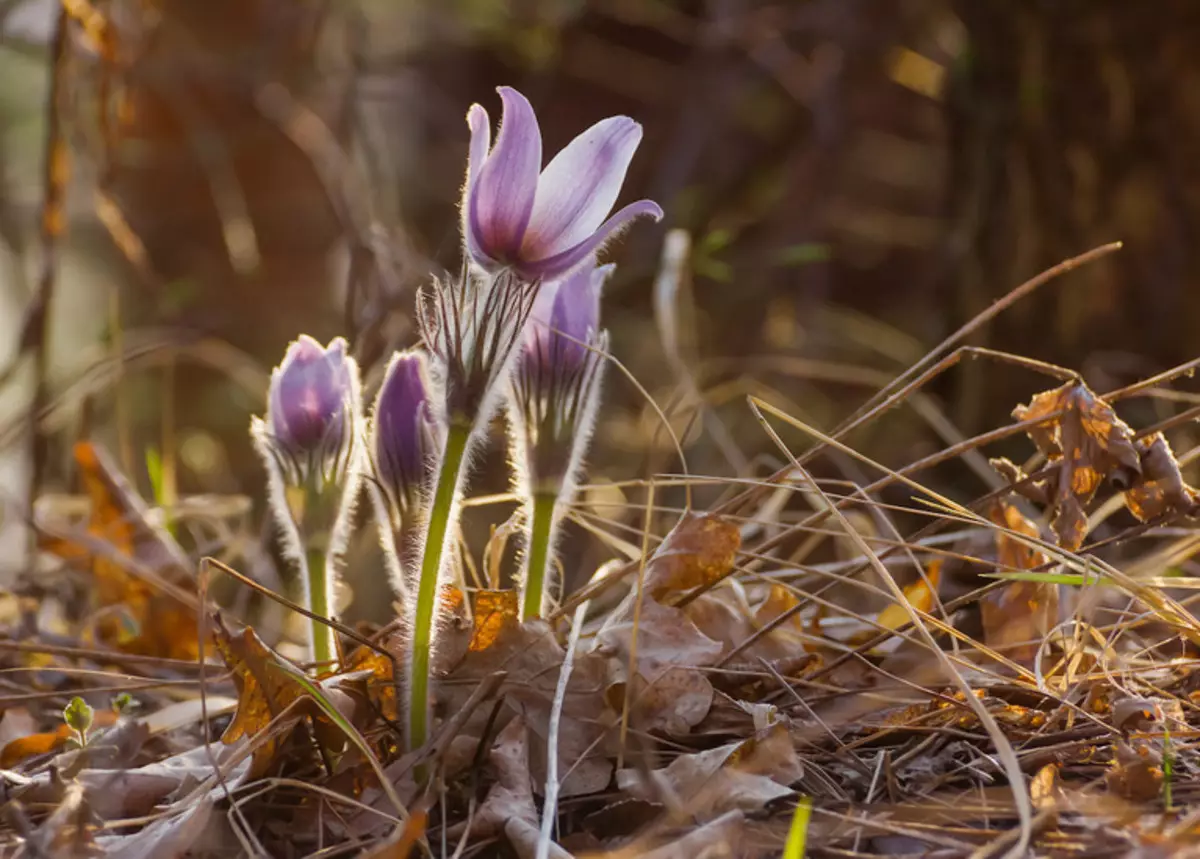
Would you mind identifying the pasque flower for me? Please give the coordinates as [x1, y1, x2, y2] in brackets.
[368, 350, 441, 602]
[259, 335, 359, 487]
[508, 261, 612, 619]
[511, 261, 611, 492]
[463, 87, 663, 281]
[370, 351, 440, 522]
[251, 335, 364, 668]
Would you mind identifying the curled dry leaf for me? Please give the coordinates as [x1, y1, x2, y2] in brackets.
[644, 512, 742, 603]
[1106, 739, 1163, 803]
[616, 721, 801, 821]
[1005, 381, 1140, 549]
[213, 613, 348, 777]
[1125, 432, 1200, 522]
[597, 598, 722, 735]
[37, 442, 200, 659]
[980, 501, 1057, 665]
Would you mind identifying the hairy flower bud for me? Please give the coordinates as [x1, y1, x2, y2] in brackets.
[257, 335, 361, 488]
[370, 350, 439, 522]
[510, 261, 612, 496]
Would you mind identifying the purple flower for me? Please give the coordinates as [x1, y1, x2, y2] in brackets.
[463, 87, 663, 281]
[525, 262, 612, 374]
[261, 335, 360, 484]
[370, 351, 439, 516]
[510, 261, 612, 496]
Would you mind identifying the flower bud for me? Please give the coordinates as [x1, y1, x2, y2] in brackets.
[370, 350, 439, 519]
[260, 335, 360, 486]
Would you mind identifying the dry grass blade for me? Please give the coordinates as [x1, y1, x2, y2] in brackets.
[748, 395, 1034, 858]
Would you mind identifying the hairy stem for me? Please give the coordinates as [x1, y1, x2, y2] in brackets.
[306, 546, 335, 669]
[408, 422, 471, 752]
[521, 492, 558, 621]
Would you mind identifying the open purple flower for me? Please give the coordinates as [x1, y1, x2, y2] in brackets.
[370, 351, 439, 519]
[261, 335, 360, 485]
[463, 87, 663, 282]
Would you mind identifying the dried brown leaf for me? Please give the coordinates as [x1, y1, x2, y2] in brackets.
[1010, 381, 1141, 549]
[471, 589, 519, 652]
[616, 721, 800, 820]
[597, 598, 722, 734]
[980, 501, 1057, 664]
[644, 512, 741, 602]
[474, 717, 572, 859]
[37, 442, 199, 659]
[1125, 432, 1200, 521]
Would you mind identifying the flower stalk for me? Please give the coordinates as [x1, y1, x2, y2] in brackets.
[251, 336, 362, 670]
[521, 492, 559, 620]
[407, 419, 470, 751]
[509, 262, 612, 620]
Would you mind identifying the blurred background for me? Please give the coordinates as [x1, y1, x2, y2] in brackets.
[1, 0, 1197, 620]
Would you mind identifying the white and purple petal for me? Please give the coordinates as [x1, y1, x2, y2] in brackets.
[468, 87, 542, 263]
[520, 199, 663, 281]
[522, 116, 643, 261]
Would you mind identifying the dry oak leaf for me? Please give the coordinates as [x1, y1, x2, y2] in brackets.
[596, 598, 723, 735]
[644, 511, 742, 603]
[473, 717, 572, 859]
[980, 501, 1057, 665]
[37, 442, 200, 659]
[875, 560, 942, 637]
[616, 720, 801, 821]
[1125, 432, 1200, 522]
[213, 613, 347, 776]
[344, 639, 401, 724]
[471, 589, 520, 652]
[447, 618, 613, 797]
[1009, 381, 1140, 550]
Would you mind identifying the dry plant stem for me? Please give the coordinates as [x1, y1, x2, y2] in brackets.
[750, 402, 1033, 859]
[521, 493, 557, 620]
[410, 421, 471, 754]
[714, 242, 1122, 518]
[537, 602, 588, 859]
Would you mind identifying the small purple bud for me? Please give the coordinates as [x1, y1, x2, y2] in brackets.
[262, 335, 360, 484]
[462, 87, 662, 282]
[370, 351, 439, 515]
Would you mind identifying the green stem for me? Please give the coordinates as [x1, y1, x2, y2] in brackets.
[409, 422, 471, 752]
[521, 492, 558, 621]
[306, 547, 334, 670]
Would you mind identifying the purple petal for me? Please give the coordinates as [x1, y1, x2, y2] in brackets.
[521, 116, 642, 260]
[524, 263, 612, 372]
[551, 263, 610, 345]
[270, 336, 352, 452]
[520, 199, 663, 281]
[465, 104, 490, 191]
[468, 87, 541, 263]
[462, 104, 492, 264]
[373, 351, 434, 504]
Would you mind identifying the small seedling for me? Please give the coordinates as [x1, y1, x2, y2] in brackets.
[63, 696, 94, 749]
